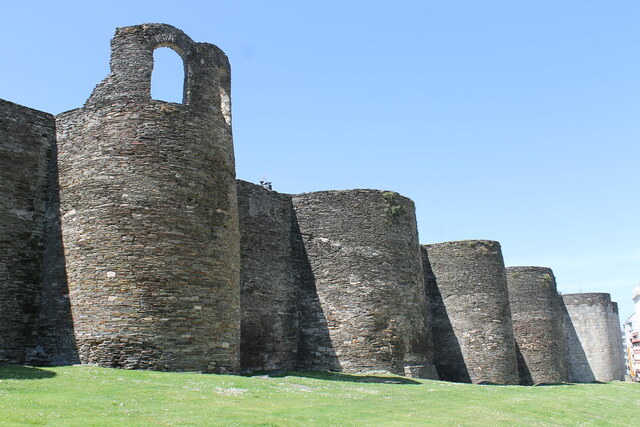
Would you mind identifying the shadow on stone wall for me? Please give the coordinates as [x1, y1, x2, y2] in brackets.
[562, 303, 596, 383]
[422, 253, 471, 383]
[515, 342, 533, 385]
[291, 212, 340, 372]
[30, 140, 79, 366]
[237, 181, 300, 372]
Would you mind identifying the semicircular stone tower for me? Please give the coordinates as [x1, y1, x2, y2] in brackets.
[292, 190, 437, 378]
[562, 293, 625, 382]
[422, 240, 519, 384]
[506, 266, 568, 384]
[55, 24, 240, 373]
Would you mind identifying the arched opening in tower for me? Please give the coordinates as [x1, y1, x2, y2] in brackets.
[151, 46, 185, 103]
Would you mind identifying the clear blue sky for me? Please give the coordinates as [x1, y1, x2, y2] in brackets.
[2, 1, 639, 323]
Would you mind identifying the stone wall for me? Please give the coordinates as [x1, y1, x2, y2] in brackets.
[0, 100, 55, 365]
[562, 293, 624, 382]
[423, 240, 519, 384]
[292, 190, 437, 378]
[55, 24, 240, 373]
[1, 23, 629, 385]
[291, 202, 339, 372]
[237, 180, 298, 371]
[506, 266, 567, 384]
[34, 139, 79, 366]
[611, 302, 626, 378]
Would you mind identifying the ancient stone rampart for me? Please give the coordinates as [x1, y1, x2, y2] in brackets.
[55, 24, 240, 373]
[423, 240, 519, 384]
[0, 100, 55, 364]
[0, 23, 628, 384]
[292, 190, 437, 378]
[237, 180, 298, 371]
[562, 293, 625, 382]
[506, 266, 567, 384]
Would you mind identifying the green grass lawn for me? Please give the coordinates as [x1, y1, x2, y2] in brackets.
[0, 366, 637, 426]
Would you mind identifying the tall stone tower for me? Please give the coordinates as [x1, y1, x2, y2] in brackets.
[423, 240, 519, 384]
[292, 190, 437, 378]
[55, 24, 240, 373]
[562, 293, 624, 382]
[506, 266, 568, 384]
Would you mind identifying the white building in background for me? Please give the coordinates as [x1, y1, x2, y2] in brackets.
[623, 285, 640, 381]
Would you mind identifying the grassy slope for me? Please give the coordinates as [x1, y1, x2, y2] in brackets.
[0, 366, 638, 426]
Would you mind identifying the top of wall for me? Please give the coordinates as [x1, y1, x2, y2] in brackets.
[562, 293, 612, 306]
[77, 23, 231, 120]
[0, 98, 53, 121]
[506, 266, 554, 274]
[423, 239, 501, 249]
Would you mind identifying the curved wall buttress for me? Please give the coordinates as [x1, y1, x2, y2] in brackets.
[55, 24, 240, 373]
[423, 240, 519, 384]
[292, 190, 437, 378]
[506, 266, 568, 384]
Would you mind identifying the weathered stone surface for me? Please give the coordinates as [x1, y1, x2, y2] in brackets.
[562, 293, 625, 382]
[423, 240, 519, 384]
[0, 99, 54, 364]
[34, 139, 79, 366]
[292, 190, 437, 378]
[506, 266, 568, 384]
[2, 23, 627, 385]
[237, 180, 298, 371]
[55, 24, 240, 373]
